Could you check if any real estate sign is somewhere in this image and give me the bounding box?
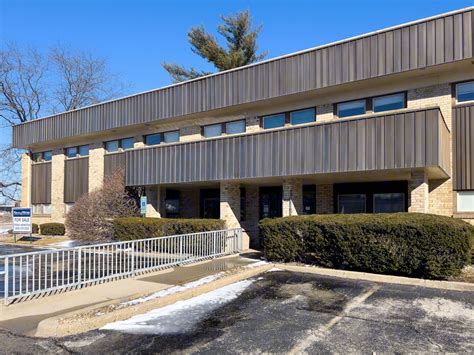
[12,207,32,234]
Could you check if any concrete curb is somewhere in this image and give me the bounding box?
[35,263,273,338]
[276,264,474,292]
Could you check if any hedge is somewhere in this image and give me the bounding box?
[32,223,39,234]
[260,213,473,279]
[113,217,226,241]
[40,223,66,236]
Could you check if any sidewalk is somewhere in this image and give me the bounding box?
[0,255,261,337]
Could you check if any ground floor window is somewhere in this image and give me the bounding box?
[200,189,220,219]
[338,194,366,214]
[165,189,180,218]
[303,185,316,214]
[457,191,474,212]
[334,181,407,214]
[240,187,246,221]
[32,203,51,215]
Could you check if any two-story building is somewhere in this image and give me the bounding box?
[12,7,474,248]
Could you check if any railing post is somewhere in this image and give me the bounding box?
[179,236,183,263]
[131,242,135,274]
[4,257,9,305]
[213,232,216,258]
[77,248,82,285]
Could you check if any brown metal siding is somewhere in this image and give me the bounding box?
[125,107,449,186]
[13,9,473,148]
[64,158,89,203]
[453,103,474,190]
[31,162,51,204]
[104,152,126,177]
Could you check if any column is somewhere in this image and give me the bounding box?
[409,170,429,213]
[20,153,31,207]
[316,184,334,214]
[282,178,303,217]
[51,148,65,221]
[220,181,249,249]
[88,141,105,192]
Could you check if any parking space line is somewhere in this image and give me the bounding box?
[289,284,381,354]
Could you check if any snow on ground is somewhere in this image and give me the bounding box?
[0,228,10,234]
[102,278,256,335]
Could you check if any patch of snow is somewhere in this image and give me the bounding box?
[267,267,283,272]
[50,240,77,248]
[123,272,226,306]
[102,278,255,335]
[415,297,474,322]
[62,333,106,348]
[242,260,269,268]
[0,228,10,234]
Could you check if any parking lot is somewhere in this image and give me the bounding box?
[1,269,473,353]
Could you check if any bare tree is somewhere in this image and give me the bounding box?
[0,43,126,203]
[50,46,124,112]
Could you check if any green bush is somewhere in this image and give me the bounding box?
[40,223,65,236]
[112,217,226,241]
[260,213,473,280]
[32,223,39,234]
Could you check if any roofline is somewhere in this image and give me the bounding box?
[15,6,474,127]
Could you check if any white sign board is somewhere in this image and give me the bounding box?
[12,207,32,234]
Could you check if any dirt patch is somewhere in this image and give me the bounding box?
[450,266,474,284]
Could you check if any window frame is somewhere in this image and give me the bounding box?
[457,191,474,213]
[225,119,246,135]
[335,99,368,118]
[31,150,53,163]
[144,133,162,146]
[32,203,52,215]
[65,144,90,159]
[261,113,287,130]
[203,123,223,138]
[163,130,180,144]
[104,137,135,154]
[372,92,407,113]
[290,108,316,126]
[334,91,407,118]
[337,194,367,214]
[372,192,405,213]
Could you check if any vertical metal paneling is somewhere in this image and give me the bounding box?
[125,107,449,186]
[104,152,126,177]
[31,162,52,204]
[64,158,89,203]
[13,9,473,148]
[453,103,474,190]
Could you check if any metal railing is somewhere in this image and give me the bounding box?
[0,228,242,305]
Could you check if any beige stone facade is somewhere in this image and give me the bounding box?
[282,179,303,216]
[50,148,66,222]
[408,171,429,213]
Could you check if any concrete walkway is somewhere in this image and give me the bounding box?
[0,255,258,336]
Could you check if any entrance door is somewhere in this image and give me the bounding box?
[200,189,220,219]
[259,187,282,219]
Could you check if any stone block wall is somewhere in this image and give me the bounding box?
[316,184,333,214]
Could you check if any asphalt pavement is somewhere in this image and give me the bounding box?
[0,270,473,353]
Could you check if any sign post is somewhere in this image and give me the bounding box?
[12,207,32,243]
[140,196,147,217]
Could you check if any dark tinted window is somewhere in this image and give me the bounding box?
[121,137,135,150]
[291,108,315,125]
[337,100,366,118]
[164,131,180,143]
[145,133,161,146]
[226,120,246,134]
[78,145,89,156]
[66,147,78,158]
[373,93,405,112]
[105,140,119,153]
[204,124,222,138]
[456,81,474,103]
[338,194,366,213]
[263,114,285,129]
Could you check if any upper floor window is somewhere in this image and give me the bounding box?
[373,93,405,113]
[290,108,315,125]
[455,81,474,103]
[263,113,285,129]
[337,100,366,118]
[225,120,245,135]
[204,124,222,138]
[32,150,52,163]
[164,131,180,143]
[105,137,135,153]
[66,145,89,159]
[457,191,474,212]
[145,133,161,146]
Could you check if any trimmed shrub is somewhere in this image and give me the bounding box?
[32,223,39,234]
[40,223,66,236]
[261,213,473,280]
[113,217,226,241]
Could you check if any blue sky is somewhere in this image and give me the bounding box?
[0,0,472,146]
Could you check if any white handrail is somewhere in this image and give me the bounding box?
[0,228,242,305]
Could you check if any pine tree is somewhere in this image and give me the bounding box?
[162,10,267,83]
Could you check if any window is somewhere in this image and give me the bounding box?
[373,93,405,113]
[78,145,89,156]
[121,137,135,150]
[65,203,74,213]
[204,124,222,138]
[263,113,285,129]
[240,187,246,221]
[32,204,51,215]
[105,140,119,153]
[303,185,316,214]
[373,193,405,213]
[66,147,78,158]
[105,138,135,153]
[145,133,161,146]
[43,151,52,161]
[32,151,52,163]
[457,191,474,212]
[165,189,180,217]
[226,120,246,135]
[456,81,474,103]
[337,100,366,118]
[164,131,180,143]
[338,194,366,214]
[291,108,315,125]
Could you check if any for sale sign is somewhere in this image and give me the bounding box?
[12,207,32,234]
